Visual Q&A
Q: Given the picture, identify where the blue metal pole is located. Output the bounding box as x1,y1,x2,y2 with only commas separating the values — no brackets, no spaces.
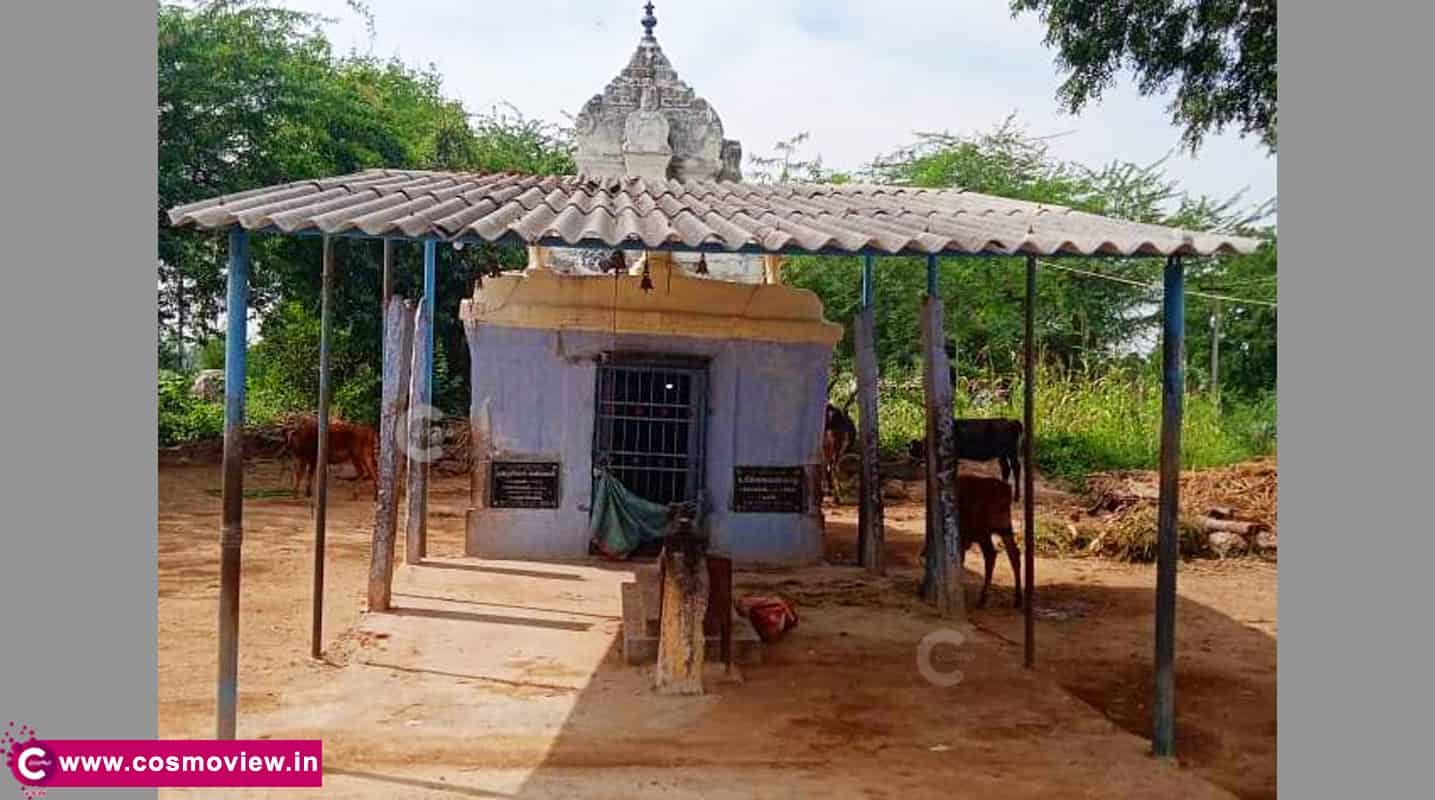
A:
926,254,938,297
1023,254,1037,668
423,241,436,408
420,240,437,543
861,254,875,307
217,226,249,740
311,236,335,660
1153,254,1185,757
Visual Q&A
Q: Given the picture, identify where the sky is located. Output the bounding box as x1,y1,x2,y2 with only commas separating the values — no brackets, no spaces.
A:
278,0,1276,215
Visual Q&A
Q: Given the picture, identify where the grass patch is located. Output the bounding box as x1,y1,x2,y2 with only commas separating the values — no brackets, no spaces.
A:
203,488,296,500
838,364,1275,485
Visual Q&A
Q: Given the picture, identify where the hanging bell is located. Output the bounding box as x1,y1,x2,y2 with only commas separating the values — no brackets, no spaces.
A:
695,253,709,275
640,260,654,292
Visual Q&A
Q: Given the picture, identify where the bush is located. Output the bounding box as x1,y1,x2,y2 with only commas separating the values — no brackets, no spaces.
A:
247,300,381,428
196,336,226,370
840,363,1277,484
158,371,224,446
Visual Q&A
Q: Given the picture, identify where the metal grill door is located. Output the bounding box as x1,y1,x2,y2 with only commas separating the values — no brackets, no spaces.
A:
593,362,706,506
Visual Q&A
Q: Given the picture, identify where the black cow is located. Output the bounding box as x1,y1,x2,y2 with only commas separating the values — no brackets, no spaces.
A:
823,404,857,501
908,418,1024,502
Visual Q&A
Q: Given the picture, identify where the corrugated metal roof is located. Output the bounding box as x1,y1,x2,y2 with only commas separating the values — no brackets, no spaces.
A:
167,169,1262,257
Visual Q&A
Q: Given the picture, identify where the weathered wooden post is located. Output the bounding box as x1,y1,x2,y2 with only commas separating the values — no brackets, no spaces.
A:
1153,254,1185,757
311,235,336,660
920,259,963,618
655,504,708,695
1023,254,1037,667
854,254,884,573
405,243,435,565
382,239,395,307
370,296,416,611
923,256,939,565
216,226,249,740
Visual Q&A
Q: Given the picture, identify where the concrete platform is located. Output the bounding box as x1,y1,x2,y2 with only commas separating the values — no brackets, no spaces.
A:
620,564,763,666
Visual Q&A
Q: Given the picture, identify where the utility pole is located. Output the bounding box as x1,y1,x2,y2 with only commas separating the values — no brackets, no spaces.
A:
1210,298,1222,406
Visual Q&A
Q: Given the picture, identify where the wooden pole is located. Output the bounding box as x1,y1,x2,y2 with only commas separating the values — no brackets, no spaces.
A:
1023,255,1037,668
405,278,433,565
923,257,938,570
654,541,708,695
854,255,884,573
1153,255,1185,758
921,293,963,618
216,227,249,740
382,239,395,307
369,296,416,612
310,236,335,660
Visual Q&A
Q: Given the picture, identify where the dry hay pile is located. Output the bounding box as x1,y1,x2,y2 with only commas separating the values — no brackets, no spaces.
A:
1061,458,1277,562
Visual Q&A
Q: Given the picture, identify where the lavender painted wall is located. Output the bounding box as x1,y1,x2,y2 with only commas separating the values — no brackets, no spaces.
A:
464,324,832,564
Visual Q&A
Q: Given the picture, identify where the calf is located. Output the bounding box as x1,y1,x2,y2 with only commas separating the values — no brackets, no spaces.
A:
956,474,1022,609
284,417,379,500
907,417,1024,502
822,404,857,500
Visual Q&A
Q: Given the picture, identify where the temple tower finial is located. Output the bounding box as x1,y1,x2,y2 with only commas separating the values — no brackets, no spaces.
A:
642,2,657,39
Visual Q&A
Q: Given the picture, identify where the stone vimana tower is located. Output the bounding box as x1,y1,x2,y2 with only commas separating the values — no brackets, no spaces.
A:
544,3,763,282
573,2,743,183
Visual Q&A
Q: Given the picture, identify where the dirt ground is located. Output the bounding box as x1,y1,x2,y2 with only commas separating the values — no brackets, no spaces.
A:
159,458,1275,798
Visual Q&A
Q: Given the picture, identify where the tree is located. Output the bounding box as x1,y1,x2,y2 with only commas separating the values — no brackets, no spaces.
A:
777,119,1275,394
1181,237,1277,401
159,0,574,421
1010,0,1277,153
747,132,851,184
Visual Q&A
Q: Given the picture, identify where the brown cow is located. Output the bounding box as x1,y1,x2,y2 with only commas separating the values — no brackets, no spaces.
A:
284,417,379,500
956,474,1022,609
925,475,1023,608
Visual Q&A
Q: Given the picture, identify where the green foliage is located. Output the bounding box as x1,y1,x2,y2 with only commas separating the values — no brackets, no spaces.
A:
158,371,224,446
782,119,1275,394
846,363,1275,485
196,337,226,371
247,299,379,426
158,1,576,440
748,132,844,184
1010,0,1277,153
1182,239,1278,400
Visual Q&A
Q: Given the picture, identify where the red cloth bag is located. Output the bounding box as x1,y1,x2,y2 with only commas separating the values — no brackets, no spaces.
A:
736,596,798,643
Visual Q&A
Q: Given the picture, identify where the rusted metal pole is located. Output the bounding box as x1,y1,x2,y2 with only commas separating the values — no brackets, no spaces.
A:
216,226,249,740
1153,254,1185,758
854,255,884,573
1023,254,1037,668
370,296,416,612
310,236,335,660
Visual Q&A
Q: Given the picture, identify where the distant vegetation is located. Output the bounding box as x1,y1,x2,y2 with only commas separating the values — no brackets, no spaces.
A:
158,1,1276,481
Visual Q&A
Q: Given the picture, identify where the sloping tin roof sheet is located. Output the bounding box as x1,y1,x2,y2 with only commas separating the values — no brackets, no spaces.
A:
168,169,1261,257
